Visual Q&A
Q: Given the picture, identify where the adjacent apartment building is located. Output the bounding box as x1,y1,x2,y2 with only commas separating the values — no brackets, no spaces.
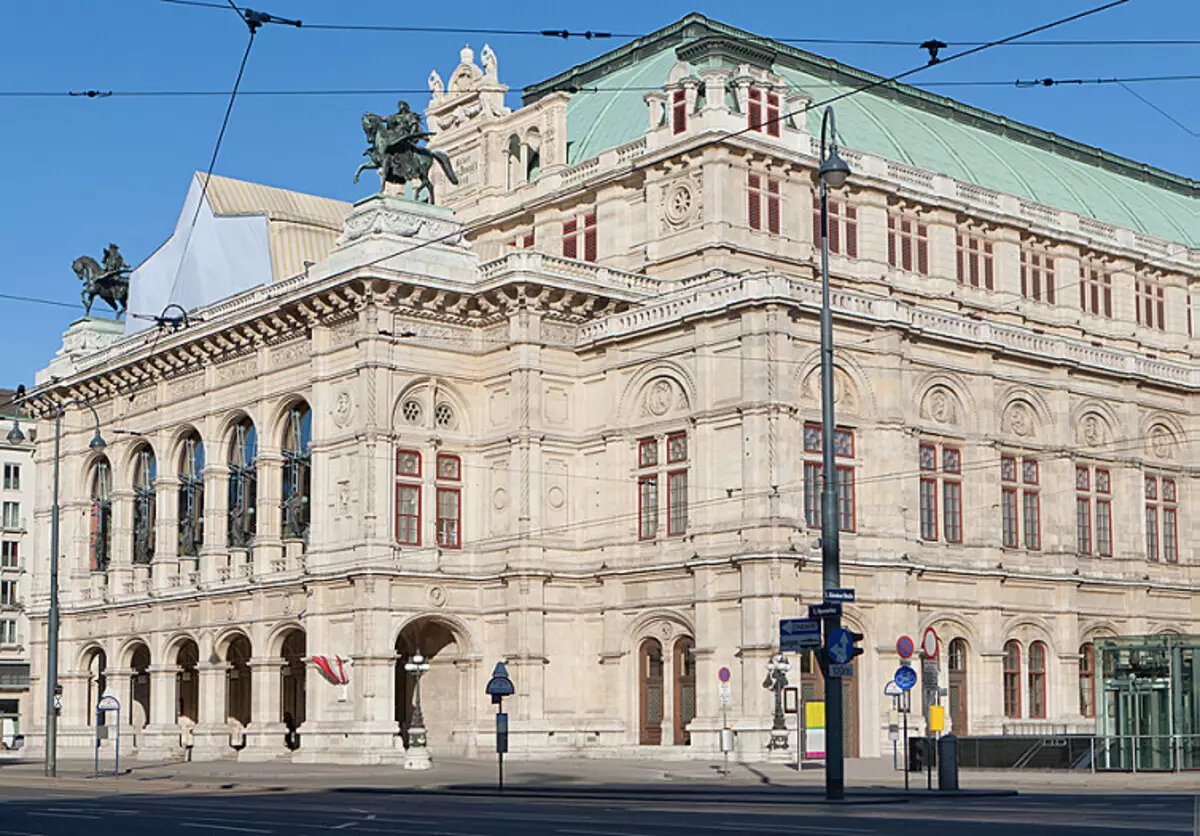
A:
0,389,34,752
18,15,1197,764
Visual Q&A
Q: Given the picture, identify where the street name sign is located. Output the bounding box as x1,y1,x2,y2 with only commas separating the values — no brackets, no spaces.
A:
808,603,841,619
824,588,855,603
780,618,821,651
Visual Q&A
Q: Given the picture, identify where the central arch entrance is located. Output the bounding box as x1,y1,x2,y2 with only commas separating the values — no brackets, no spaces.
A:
175,639,199,723
224,634,252,727
279,629,307,743
128,643,151,728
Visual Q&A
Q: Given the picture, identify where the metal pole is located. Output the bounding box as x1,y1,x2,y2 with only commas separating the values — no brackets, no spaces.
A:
115,707,120,777
46,409,62,778
903,710,909,791
819,105,844,802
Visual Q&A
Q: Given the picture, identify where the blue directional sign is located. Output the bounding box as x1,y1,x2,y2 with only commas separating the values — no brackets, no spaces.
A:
827,628,855,664
486,661,515,698
780,618,822,651
894,665,918,691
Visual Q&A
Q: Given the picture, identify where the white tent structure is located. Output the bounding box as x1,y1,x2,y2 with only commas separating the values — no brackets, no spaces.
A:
125,173,350,334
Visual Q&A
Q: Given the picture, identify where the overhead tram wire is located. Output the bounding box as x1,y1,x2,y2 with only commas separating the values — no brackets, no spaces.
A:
1117,81,1200,139
6,73,1200,99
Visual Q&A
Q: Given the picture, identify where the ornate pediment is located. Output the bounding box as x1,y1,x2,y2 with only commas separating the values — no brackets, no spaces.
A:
426,44,511,134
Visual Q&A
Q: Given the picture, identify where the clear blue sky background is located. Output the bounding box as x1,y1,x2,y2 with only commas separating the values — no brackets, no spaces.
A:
1,0,1196,388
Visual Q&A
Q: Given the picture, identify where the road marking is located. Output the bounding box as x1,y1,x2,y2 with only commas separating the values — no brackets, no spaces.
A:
331,824,358,831
26,813,100,821
0,829,46,836
557,830,650,836
180,823,272,834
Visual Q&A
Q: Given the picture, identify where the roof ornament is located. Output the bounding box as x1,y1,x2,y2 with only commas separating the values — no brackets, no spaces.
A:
72,244,131,319
429,70,445,103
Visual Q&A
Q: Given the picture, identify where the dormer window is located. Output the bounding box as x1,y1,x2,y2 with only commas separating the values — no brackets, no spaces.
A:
672,90,687,135
747,88,781,136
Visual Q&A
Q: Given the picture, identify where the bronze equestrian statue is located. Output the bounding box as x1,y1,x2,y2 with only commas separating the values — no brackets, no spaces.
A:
73,243,131,318
354,101,458,204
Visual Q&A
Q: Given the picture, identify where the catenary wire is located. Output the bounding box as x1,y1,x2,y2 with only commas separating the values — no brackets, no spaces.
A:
1117,81,1200,139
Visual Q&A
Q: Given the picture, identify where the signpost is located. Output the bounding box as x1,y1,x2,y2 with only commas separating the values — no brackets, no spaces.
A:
486,662,515,791
896,635,914,659
807,602,841,619
780,618,822,652
894,665,917,691
95,694,120,778
717,667,733,775
921,627,939,659
823,588,855,603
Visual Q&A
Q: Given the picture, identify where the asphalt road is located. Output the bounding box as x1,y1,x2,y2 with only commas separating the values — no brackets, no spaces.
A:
0,786,1195,835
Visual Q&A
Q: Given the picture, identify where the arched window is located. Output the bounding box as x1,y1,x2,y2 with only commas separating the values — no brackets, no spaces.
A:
506,135,522,190
1002,640,1021,719
89,458,113,571
948,637,969,735
524,128,541,182
1028,641,1047,719
178,433,205,559
132,446,157,565
281,404,312,542
1079,642,1095,718
227,418,257,549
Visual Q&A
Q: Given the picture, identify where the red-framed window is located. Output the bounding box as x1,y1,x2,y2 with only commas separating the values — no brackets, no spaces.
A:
812,197,858,257
1020,248,1056,303
1074,465,1112,556
1028,641,1047,719
562,213,597,262
507,232,535,250
956,233,994,290
746,88,780,136
1135,276,1166,331
1079,642,1095,718
1003,640,1022,719
435,453,461,548
395,450,422,546
802,424,856,532
887,214,928,275
1079,261,1113,318
919,442,962,542
748,174,781,234
638,432,688,540
672,89,687,135
1001,455,1040,550
1145,475,1178,563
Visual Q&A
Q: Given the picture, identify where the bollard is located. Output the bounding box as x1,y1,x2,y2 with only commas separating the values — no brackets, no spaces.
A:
937,733,959,791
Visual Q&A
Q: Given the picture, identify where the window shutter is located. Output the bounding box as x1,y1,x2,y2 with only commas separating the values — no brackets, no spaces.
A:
562,220,577,260
766,179,780,234
672,89,686,135
917,226,928,275
583,213,597,263
812,196,821,247
766,92,780,137
748,88,762,132
845,207,857,258
747,174,761,230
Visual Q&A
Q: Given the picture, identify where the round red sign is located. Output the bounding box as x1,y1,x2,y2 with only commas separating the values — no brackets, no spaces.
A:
718,666,731,683
921,627,939,659
896,635,914,659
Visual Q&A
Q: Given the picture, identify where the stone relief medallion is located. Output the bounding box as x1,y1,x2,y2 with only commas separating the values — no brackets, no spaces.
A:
923,387,957,425
644,379,675,416
1006,402,1033,438
664,182,694,226
547,485,565,509
659,621,673,640
492,487,509,511
1149,425,1175,459
427,585,448,608
1080,414,1104,446
332,389,353,428
337,481,351,517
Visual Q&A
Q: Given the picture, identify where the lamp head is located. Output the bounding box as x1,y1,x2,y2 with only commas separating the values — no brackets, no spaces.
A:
6,421,24,445
819,146,851,189
89,429,107,451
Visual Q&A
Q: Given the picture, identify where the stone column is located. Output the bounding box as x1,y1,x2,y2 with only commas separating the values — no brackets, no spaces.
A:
136,666,180,760
254,451,284,577
190,662,230,761
109,488,134,599
200,462,227,587
240,659,284,762
154,475,181,593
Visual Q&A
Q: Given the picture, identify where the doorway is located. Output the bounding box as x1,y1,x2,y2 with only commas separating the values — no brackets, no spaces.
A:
948,638,969,736
673,637,696,745
639,638,664,745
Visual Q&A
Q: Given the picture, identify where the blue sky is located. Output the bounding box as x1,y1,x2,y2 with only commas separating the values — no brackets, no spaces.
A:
1,0,1195,388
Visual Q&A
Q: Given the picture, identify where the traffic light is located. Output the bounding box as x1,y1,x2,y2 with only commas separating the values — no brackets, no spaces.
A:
847,630,865,660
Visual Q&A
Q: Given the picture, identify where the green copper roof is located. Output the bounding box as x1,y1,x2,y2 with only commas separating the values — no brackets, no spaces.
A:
528,15,1199,248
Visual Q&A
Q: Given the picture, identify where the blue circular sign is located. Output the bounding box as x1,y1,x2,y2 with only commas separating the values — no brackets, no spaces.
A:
718,667,731,683
894,665,918,691
827,628,854,664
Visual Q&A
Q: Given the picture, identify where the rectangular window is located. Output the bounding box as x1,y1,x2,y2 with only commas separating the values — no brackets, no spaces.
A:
919,442,962,542
748,174,761,231
956,233,994,290
668,470,688,536
747,87,762,131
803,424,856,533
639,476,658,540
812,198,857,257
1077,465,1112,556
0,541,16,569
583,212,597,263
1079,261,1113,318
1135,276,1166,331
1002,456,1039,550
0,619,14,646
919,477,938,541
638,438,658,469
562,219,577,260
1146,476,1178,563
1028,645,1047,719
0,580,15,607
765,90,780,137
0,503,17,530
395,485,421,546
766,179,780,235
2,464,18,491
436,454,461,481
1019,248,1056,303
672,89,686,135
666,432,687,464
887,214,928,275
749,174,781,234
436,487,461,548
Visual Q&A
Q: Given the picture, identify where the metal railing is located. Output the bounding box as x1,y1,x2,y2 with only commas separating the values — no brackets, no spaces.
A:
1090,734,1200,773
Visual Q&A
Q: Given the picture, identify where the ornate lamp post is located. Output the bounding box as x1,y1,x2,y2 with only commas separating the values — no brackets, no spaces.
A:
7,395,107,777
403,652,433,770
763,654,791,752
817,105,852,800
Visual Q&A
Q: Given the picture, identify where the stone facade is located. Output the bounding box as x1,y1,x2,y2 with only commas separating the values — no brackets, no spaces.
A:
0,390,34,752
18,17,1199,765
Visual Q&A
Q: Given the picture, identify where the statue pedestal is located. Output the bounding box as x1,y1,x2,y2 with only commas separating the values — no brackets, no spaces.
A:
319,194,477,287
36,317,126,385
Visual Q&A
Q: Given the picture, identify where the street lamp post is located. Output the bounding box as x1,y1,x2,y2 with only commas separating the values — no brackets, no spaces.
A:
817,106,852,801
7,397,107,778
403,652,432,770
763,654,791,752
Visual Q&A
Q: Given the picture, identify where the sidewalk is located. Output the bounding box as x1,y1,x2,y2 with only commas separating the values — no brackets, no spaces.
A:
0,754,1196,797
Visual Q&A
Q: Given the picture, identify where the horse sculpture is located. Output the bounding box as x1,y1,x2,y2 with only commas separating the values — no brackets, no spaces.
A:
353,103,458,204
72,243,130,318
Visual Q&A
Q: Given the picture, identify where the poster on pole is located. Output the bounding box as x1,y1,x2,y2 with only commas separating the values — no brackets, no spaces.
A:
804,701,825,759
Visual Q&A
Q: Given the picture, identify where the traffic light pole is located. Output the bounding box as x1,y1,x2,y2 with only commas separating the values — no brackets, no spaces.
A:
818,110,844,802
